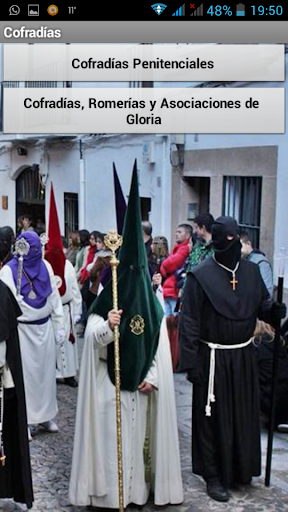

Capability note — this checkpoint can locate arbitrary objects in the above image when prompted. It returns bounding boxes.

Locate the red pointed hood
[45,182,66,296]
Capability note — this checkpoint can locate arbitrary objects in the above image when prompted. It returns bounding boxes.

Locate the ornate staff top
[104,228,124,512]
[15,237,30,258]
[15,237,30,296]
[40,233,49,247]
[40,233,49,258]
[104,229,123,256]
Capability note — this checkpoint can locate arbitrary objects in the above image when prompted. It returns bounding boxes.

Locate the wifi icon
[151,3,167,15]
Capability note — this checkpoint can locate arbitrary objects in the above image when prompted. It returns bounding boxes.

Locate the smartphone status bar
[2,3,287,21]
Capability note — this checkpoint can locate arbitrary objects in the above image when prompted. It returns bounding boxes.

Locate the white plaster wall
[0,170,15,227]
[0,135,173,240]
[184,70,288,281]
[83,134,172,240]
[45,146,80,234]
[0,145,44,229]
[0,43,286,265]
[0,144,80,234]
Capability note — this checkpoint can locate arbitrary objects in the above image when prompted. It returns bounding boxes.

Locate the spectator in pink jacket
[161,224,192,316]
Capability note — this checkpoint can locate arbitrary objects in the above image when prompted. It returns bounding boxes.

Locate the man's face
[194,223,205,240]
[240,239,251,257]
[175,227,188,244]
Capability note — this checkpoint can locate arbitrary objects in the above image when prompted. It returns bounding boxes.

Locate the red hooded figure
[45,183,66,296]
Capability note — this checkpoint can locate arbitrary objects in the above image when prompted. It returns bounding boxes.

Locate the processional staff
[3,237,31,466]
[15,237,30,295]
[152,237,167,291]
[265,247,286,486]
[104,229,124,512]
[40,233,49,259]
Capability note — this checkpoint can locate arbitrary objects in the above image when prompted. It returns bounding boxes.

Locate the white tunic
[69,314,183,508]
[0,261,64,425]
[56,260,82,379]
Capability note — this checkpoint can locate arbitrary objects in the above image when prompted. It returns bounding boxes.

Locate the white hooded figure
[55,259,82,385]
[69,164,183,508]
[0,231,64,434]
[44,183,82,388]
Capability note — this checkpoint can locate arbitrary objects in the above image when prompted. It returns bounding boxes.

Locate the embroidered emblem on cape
[130,315,145,336]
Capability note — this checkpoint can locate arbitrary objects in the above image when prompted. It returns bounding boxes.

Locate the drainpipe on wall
[39,140,49,188]
[160,135,172,243]
[38,140,49,225]
[79,138,86,229]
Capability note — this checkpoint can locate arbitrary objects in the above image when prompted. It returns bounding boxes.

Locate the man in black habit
[179,216,286,502]
[0,280,33,509]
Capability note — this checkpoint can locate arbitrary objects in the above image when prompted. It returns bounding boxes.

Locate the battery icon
[236,3,245,16]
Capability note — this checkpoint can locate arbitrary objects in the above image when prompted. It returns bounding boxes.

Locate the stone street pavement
[1,339,288,511]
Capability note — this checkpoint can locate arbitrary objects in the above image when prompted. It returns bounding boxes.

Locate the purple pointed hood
[8,231,52,308]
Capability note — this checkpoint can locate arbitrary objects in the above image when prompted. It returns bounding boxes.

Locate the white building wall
[184,78,288,268]
[0,134,173,241]
[0,143,80,234]
[82,134,172,240]
[0,144,43,228]
[0,170,15,227]
[45,146,80,233]
[0,43,286,264]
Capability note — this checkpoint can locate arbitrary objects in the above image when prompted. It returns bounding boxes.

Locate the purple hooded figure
[7,231,52,309]
[0,230,64,436]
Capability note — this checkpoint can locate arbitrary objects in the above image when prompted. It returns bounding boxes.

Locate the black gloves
[271,301,287,324]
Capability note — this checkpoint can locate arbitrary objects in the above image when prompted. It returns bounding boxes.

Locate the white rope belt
[200,338,254,417]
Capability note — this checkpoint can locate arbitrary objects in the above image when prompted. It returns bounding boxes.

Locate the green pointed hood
[89,160,164,391]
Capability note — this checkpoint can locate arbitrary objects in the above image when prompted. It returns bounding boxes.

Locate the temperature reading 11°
[68,6,76,14]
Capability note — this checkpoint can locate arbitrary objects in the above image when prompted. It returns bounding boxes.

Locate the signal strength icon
[190,3,204,16]
[172,3,185,16]
[151,3,167,15]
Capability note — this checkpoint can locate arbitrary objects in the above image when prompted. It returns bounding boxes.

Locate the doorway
[140,197,151,221]
[184,176,211,221]
[16,166,45,235]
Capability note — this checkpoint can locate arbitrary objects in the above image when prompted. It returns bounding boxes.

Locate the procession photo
[0,39,288,512]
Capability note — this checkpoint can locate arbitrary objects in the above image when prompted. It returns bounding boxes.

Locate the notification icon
[9,5,20,15]
[47,4,58,15]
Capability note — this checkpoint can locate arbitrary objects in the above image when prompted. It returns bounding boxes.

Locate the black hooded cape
[0,281,33,508]
[179,256,272,486]
[191,256,265,320]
